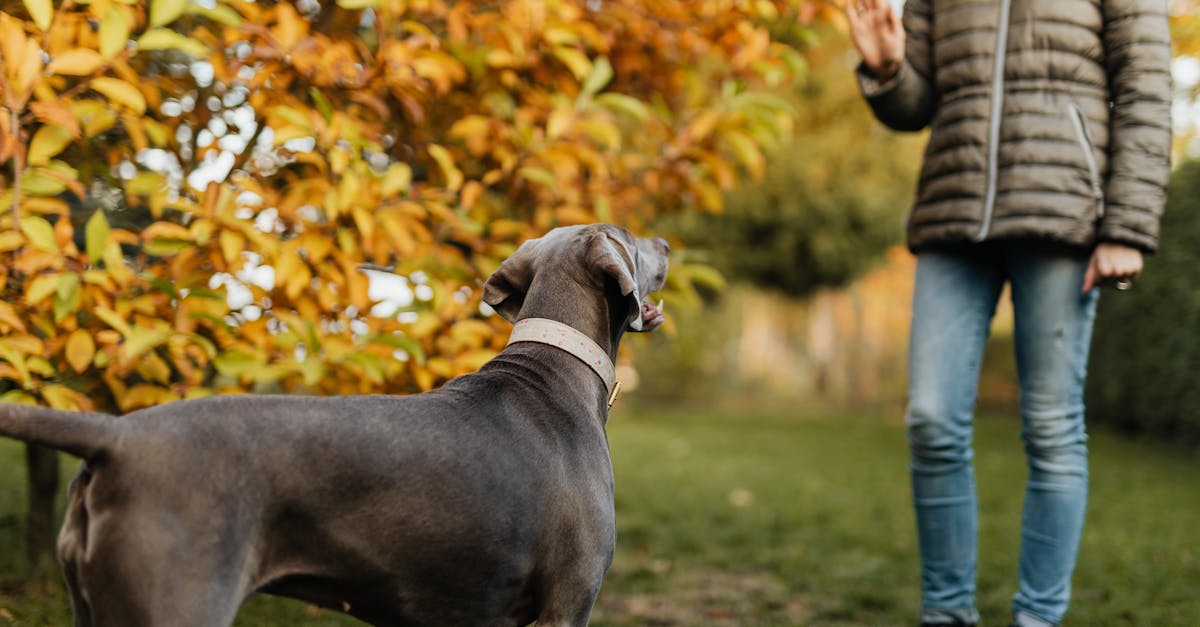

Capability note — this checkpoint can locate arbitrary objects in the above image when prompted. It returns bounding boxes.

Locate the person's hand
[1082,242,1143,293]
[846,0,905,82]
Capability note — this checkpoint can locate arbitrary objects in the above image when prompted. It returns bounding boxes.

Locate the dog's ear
[586,230,644,331]
[483,238,540,323]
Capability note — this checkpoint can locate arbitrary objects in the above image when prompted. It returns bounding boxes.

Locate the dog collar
[506,318,620,406]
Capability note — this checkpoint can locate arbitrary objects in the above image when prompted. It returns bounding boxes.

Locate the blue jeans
[906,241,1098,626]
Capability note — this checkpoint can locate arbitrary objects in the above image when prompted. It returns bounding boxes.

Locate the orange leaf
[46,49,105,76]
[65,329,95,374]
[29,100,81,139]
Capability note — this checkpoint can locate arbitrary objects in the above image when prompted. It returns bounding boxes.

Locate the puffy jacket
[859,0,1172,252]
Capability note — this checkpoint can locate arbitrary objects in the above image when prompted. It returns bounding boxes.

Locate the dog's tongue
[639,298,666,331]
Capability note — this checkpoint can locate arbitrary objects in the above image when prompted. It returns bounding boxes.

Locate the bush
[1086,160,1200,448]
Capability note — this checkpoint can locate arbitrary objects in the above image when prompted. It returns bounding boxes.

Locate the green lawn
[0,408,1196,625]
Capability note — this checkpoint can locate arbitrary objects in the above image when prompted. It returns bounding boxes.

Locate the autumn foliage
[0,0,818,413]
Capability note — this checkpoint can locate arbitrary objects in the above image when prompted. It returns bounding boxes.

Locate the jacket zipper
[975,0,1013,242]
[1068,103,1105,219]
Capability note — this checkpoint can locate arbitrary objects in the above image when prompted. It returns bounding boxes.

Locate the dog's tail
[0,403,122,460]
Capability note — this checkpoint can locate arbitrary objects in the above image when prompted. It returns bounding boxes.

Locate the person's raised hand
[846,0,905,82]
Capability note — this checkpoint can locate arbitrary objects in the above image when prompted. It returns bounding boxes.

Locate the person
[844,0,1172,626]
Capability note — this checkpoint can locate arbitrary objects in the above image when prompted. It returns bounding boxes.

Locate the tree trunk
[25,444,59,576]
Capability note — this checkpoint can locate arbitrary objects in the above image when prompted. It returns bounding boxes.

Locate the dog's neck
[511,273,624,360]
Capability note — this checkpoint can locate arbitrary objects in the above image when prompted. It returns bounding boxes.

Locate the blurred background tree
[664,33,922,298]
[0,0,837,570]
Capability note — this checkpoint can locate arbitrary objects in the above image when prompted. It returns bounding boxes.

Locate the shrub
[1086,160,1200,449]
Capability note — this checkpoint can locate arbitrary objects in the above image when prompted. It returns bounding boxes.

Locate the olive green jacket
[859,0,1172,252]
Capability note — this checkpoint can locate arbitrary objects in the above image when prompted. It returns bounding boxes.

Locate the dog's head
[482,224,669,332]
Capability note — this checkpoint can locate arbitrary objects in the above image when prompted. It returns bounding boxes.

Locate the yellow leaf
[92,306,132,336]
[120,325,172,363]
[149,0,187,27]
[0,232,23,253]
[90,77,146,113]
[41,385,83,411]
[428,144,463,191]
[0,15,28,82]
[0,302,25,332]
[19,216,57,252]
[99,7,132,59]
[723,130,765,180]
[23,0,53,31]
[71,100,118,137]
[381,162,412,197]
[137,28,208,57]
[219,230,243,265]
[136,352,172,384]
[65,330,95,373]
[25,274,60,304]
[0,390,37,405]
[120,383,178,411]
[27,124,72,166]
[185,3,241,26]
[86,210,110,263]
[46,49,105,76]
[552,46,591,81]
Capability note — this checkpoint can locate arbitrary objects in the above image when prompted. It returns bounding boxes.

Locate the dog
[0,223,670,627]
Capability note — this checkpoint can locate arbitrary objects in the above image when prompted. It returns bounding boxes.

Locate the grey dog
[0,223,670,627]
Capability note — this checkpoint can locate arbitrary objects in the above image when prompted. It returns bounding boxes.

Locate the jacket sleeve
[857,0,938,132]
[1098,0,1173,252]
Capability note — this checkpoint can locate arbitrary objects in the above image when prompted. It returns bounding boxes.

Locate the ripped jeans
[906,241,1098,626]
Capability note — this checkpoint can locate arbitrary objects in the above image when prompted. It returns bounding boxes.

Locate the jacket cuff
[1096,217,1158,254]
[855,61,902,98]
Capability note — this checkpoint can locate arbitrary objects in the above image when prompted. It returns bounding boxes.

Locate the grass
[0,407,1196,625]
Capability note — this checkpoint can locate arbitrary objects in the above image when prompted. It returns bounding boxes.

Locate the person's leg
[1006,242,1098,626]
[907,246,1005,625]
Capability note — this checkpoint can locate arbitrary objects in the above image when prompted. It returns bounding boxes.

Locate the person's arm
[1097,0,1172,252]
[847,0,937,131]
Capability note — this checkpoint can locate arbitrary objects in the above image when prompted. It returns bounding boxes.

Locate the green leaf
[54,273,81,322]
[137,28,208,57]
[99,7,132,59]
[19,217,57,252]
[20,169,68,197]
[23,0,53,31]
[309,87,333,123]
[149,0,187,27]
[580,56,613,98]
[85,210,110,264]
[127,170,166,195]
[144,238,193,256]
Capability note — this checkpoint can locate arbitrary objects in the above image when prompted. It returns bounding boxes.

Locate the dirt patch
[592,566,809,626]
